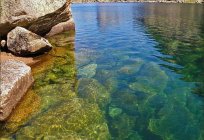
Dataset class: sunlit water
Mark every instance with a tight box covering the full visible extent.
[1,3,204,140]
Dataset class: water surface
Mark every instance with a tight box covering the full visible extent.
[1,3,204,140]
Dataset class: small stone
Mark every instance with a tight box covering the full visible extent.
[1,40,6,48]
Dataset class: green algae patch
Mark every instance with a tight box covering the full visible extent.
[0,31,110,140]
[148,105,202,140]
[109,113,141,140]
[0,32,111,139]
[0,90,40,138]
[108,106,122,118]
[76,78,111,110]
[14,99,111,140]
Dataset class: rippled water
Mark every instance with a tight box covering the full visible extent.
[1,3,204,140]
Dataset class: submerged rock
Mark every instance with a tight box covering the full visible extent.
[109,113,139,140]
[7,27,52,56]
[118,58,144,75]
[0,0,74,37]
[77,78,110,109]
[78,64,97,78]
[108,106,122,118]
[95,69,118,93]
[148,104,201,140]
[129,62,168,94]
[111,90,141,116]
[0,60,34,121]
[76,48,100,66]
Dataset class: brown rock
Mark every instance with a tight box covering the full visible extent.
[0,59,34,121]
[7,27,52,56]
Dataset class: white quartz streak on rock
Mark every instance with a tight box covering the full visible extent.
[0,59,34,121]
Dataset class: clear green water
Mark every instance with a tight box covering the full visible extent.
[1,3,204,140]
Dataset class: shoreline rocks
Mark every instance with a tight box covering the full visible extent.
[7,27,52,56]
[0,60,34,121]
[0,0,75,121]
[0,0,74,37]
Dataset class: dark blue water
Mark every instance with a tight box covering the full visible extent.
[72,3,204,140]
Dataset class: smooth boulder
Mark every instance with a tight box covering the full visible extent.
[7,27,52,56]
[0,0,74,37]
[0,59,34,121]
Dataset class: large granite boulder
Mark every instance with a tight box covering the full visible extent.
[7,27,52,56]
[0,0,74,37]
[0,59,34,121]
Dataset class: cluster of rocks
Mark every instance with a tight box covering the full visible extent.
[0,0,75,121]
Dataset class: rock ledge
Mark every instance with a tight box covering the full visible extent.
[0,59,34,121]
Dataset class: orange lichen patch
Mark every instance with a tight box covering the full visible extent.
[5,90,40,130]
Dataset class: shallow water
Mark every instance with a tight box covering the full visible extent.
[1,3,204,140]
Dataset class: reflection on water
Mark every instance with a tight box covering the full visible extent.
[0,3,204,140]
[142,3,204,96]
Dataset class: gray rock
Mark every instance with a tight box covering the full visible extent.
[0,0,74,37]
[7,27,52,56]
[0,59,34,121]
